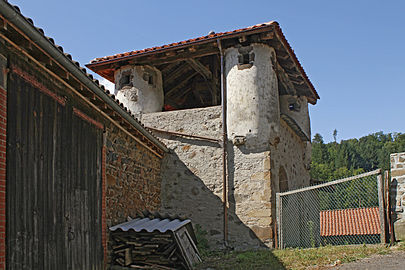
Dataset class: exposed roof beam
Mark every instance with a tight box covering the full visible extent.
[165,71,198,97]
[185,58,212,80]
[164,61,192,84]
[275,61,296,96]
[128,48,218,66]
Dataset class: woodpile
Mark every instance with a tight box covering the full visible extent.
[109,212,201,270]
[111,231,186,269]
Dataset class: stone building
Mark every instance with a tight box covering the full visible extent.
[87,21,320,249]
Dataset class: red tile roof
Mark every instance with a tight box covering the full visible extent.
[320,207,381,236]
[89,21,278,64]
[86,21,319,103]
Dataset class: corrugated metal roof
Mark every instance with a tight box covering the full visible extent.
[0,1,167,154]
[110,217,191,233]
[320,207,381,237]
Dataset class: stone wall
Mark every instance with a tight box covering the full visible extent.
[279,95,311,140]
[390,152,405,240]
[141,105,311,250]
[272,120,311,192]
[141,106,226,248]
[104,123,162,228]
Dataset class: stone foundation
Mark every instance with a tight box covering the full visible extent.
[390,152,405,240]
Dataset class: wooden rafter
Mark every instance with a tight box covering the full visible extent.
[129,47,218,67]
[165,70,198,97]
[160,62,178,74]
[274,61,296,96]
[185,58,212,80]
[164,62,192,84]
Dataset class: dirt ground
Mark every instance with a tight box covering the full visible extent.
[331,251,405,270]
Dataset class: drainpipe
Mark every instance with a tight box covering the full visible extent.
[217,39,228,246]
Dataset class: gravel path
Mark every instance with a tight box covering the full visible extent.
[332,251,405,270]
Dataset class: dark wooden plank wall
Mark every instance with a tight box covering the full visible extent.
[6,69,104,269]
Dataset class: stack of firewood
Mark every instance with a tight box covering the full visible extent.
[111,231,187,269]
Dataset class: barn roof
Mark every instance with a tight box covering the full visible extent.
[0,1,168,156]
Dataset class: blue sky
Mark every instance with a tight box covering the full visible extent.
[10,0,405,142]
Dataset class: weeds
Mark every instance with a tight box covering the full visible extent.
[196,244,398,270]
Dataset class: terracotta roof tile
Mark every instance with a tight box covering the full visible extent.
[320,207,381,236]
[86,21,319,102]
[89,21,277,64]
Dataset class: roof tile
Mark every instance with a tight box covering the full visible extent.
[320,207,381,236]
[87,21,319,101]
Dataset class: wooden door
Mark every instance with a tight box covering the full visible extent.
[6,67,104,269]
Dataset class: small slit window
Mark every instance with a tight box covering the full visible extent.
[143,72,155,86]
[237,46,254,69]
[119,72,132,89]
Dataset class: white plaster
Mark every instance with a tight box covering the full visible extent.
[114,65,163,115]
[225,44,279,149]
[279,95,311,139]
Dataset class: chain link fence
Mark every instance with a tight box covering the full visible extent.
[276,169,384,249]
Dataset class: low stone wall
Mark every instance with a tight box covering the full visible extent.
[390,152,405,240]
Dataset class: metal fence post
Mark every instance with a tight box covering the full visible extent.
[377,173,386,243]
[276,193,282,249]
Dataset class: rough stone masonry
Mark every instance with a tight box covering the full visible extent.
[111,41,313,250]
[141,104,311,250]
[390,152,405,240]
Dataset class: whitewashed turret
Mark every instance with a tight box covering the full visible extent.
[114,65,164,115]
[225,44,279,149]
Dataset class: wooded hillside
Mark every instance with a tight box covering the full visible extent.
[311,132,405,181]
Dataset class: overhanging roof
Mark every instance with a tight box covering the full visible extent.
[86,21,320,104]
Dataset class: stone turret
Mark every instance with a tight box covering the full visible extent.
[114,65,164,115]
[225,44,279,149]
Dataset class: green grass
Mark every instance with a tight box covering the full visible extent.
[196,243,405,270]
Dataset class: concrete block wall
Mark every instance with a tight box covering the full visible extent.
[390,152,405,240]
[0,84,6,269]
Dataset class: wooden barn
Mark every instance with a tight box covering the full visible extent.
[0,1,167,269]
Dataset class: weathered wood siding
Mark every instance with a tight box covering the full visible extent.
[6,66,104,269]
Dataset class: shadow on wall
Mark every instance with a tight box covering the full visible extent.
[159,136,273,251]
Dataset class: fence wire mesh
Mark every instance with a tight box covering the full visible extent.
[277,169,383,249]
